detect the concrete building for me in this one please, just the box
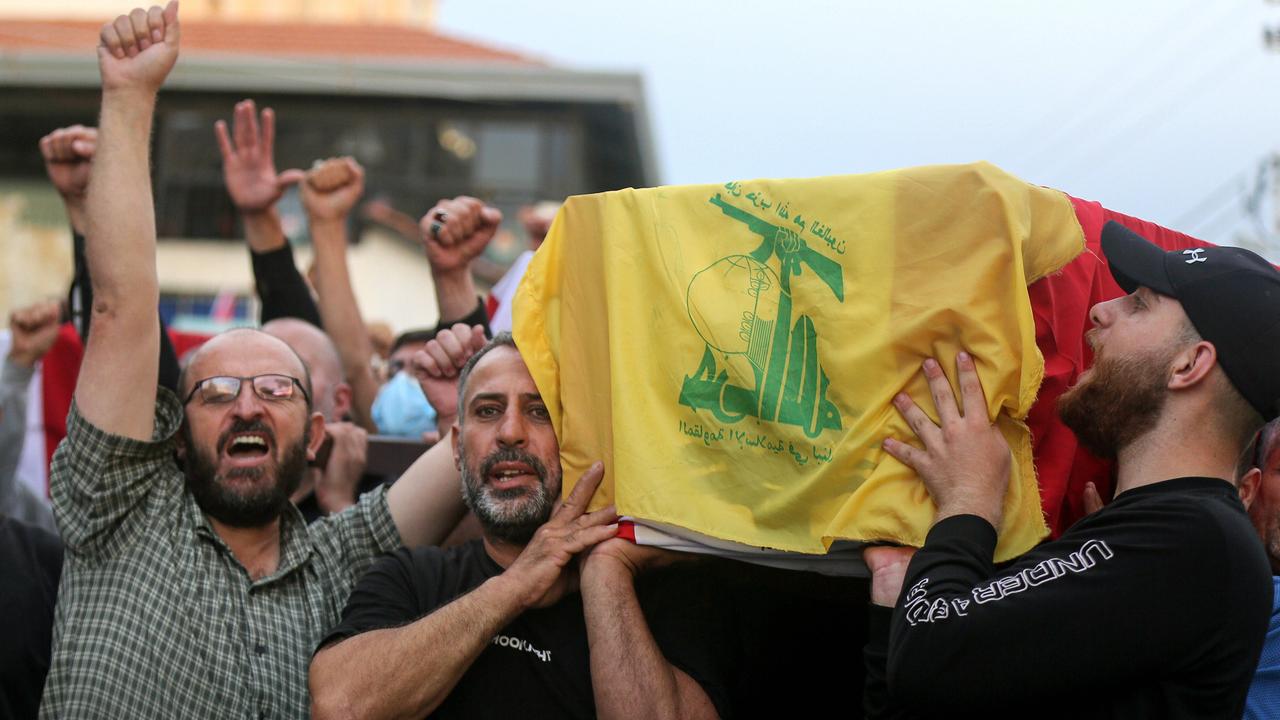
[0,0,655,332]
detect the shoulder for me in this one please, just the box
[1078,478,1270,601]
[365,540,491,603]
[1085,478,1252,547]
[306,485,401,564]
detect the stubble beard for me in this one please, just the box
[1057,344,1172,460]
[459,444,561,545]
[182,420,309,528]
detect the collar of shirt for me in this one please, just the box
[188,492,316,588]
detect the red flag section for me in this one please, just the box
[1031,196,1213,536]
[39,325,210,486]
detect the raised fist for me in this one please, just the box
[301,157,365,225]
[97,1,180,93]
[39,126,97,200]
[409,323,487,427]
[215,99,305,214]
[419,196,502,275]
[8,300,63,368]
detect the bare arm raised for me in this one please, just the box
[301,157,380,432]
[215,99,306,254]
[40,125,98,235]
[75,1,180,441]
[420,197,501,324]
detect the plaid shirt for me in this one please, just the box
[40,389,401,719]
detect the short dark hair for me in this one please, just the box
[390,328,437,355]
[455,332,518,425]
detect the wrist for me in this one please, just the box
[64,198,89,233]
[7,351,39,369]
[580,553,634,586]
[487,571,541,613]
[100,86,159,106]
[308,215,347,232]
[308,217,350,250]
[431,271,479,321]
[430,266,472,285]
[934,502,1001,531]
[242,208,287,252]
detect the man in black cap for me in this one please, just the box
[862,221,1276,718]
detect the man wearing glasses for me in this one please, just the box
[39,5,470,718]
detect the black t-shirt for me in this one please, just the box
[322,540,736,719]
[0,516,63,720]
[864,477,1273,719]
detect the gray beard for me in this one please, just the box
[459,444,560,545]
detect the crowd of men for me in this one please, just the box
[4,3,1280,719]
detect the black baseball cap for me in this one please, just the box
[1100,220,1280,420]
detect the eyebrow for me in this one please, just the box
[468,392,544,407]
[1136,287,1162,304]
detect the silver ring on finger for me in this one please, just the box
[430,221,443,241]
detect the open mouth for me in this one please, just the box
[486,460,539,491]
[222,432,272,466]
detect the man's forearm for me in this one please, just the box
[432,269,481,325]
[310,219,378,431]
[64,200,89,236]
[386,430,466,546]
[75,87,161,440]
[580,563,719,720]
[311,574,527,720]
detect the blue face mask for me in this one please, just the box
[372,370,437,438]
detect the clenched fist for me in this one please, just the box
[302,157,365,225]
[97,1,181,94]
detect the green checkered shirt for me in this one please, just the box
[39,389,401,719]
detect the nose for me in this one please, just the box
[1088,297,1118,328]
[230,381,265,420]
[495,406,527,447]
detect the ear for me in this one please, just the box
[1240,467,1262,509]
[305,411,327,461]
[1167,340,1216,392]
[332,382,353,421]
[450,420,462,471]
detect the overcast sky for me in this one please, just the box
[439,0,1280,255]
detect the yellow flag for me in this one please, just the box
[514,162,1084,561]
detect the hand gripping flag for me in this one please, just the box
[514,162,1084,561]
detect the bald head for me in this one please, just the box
[180,328,312,408]
[262,319,346,420]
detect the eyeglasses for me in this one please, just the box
[183,374,311,406]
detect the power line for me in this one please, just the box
[1173,167,1250,229]
[1030,43,1255,183]
[997,0,1240,170]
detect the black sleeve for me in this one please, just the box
[69,230,180,393]
[252,244,323,328]
[434,298,489,337]
[863,604,918,720]
[68,231,90,339]
[638,563,739,719]
[318,547,425,652]
[883,512,1226,712]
